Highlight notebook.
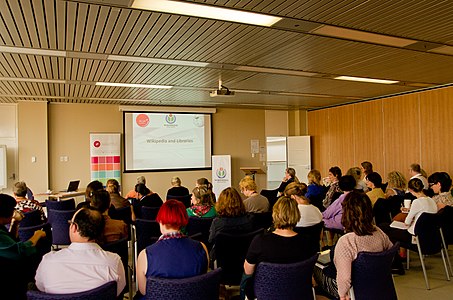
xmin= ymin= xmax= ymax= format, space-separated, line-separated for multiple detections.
xmin=60 ymin=180 xmax=80 ymax=192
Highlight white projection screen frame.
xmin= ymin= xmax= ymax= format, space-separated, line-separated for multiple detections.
xmin=124 ymin=111 xmax=212 ymax=172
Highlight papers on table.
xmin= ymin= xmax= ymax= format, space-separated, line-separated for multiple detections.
xmin=316 ymin=249 xmax=331 ymax=269
xmin=390 ymin=221 xmax=409 ymax=230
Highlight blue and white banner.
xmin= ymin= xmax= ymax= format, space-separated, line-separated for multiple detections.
xmin=212 ymin=155 xmax=231 ymax=197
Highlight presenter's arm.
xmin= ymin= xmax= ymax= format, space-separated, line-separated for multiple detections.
xmin=137 ymin=249 xmax=148 ymax=296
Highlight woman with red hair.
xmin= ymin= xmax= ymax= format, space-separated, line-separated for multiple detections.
xmin=135 ymin=200 xmax=209 ymax=299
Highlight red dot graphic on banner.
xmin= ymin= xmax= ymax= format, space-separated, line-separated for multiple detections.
xmin=93 ymin=141 xmax=101 ymax=148
xmin=136 ymin=114 xmax=149 ymax=127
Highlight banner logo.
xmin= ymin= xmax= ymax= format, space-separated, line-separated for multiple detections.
xmin=136 ymin=114 xmax=149 ymax=127
xmin=165 ymin=114 xmax=176 ymax=124
xmin=216 ymin=167 xmax=227 ymax=179
xmin=93 ymin=140 xmax=101 ymax=148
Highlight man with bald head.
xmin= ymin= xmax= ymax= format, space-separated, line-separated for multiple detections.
xmin=35 ymin=207 xmax=125 ymax=296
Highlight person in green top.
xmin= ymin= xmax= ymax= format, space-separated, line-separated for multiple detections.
xmin=187 ymin=185 xmax=217 ymax=218
xmin=0 ymin=194 xmax=46 ymax=260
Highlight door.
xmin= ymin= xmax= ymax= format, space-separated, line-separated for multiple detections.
xmin=0 ymin=104 xmax=18 ymax=194
xmin=287 ymin=136 xmax=311 ymax=184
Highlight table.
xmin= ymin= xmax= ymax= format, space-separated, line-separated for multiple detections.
xmin=36 ymin=190 xmax=86 ymax=201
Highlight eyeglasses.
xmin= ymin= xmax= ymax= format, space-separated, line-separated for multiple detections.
xmin=67 ymin=220 xmax=77 ymax=227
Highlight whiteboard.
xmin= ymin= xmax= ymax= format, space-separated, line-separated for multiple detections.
xmin=0 ymin=145 xmax=6 ymax=189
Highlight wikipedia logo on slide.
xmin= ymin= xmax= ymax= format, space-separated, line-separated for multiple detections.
xmin=165 ymin=114 xmax=176 ymax=124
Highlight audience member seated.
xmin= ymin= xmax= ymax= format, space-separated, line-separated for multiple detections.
xmin=360 ymin=161 xmax=374 ymax=181
xmin=0 ymin=194 xmax=47 ymax=283
xmin=242 ymin=196 xmax=318 ymax=299
xmin=196 ymin=178 xmax=216 ymax=202
xmin=409 ymin=163 xmax=429 ymax=190
xmin=305 ymin=169 xmax=327 ymax=211
xmin=76 ymin=180 xmax=104 ymax=210
xmin=277 ymin=168 xmax=299 ymax=196
xmin=428 ymin=172 xmax=453 ymax=210
xmin=125 ymin=175 xmax=147 ymax=199
xmin=284 ymin=182 xmax=322 ymax=227
xmin=208 ymin=187 xmax=253 ymax=245
xmin=13 ymin=182 xmax=46 ymax=222
xmin=166 ymin=176 xmax=190 ymax=197
xmin=135 ymin=200 xmax=209 ymax=299
xmin=323 ymin=166 xmax=342 ymax=209
xmin=187 ymin=186 xmax=216 ymax=218
xmin=346 ymin=167 xmax=367 ymax=192
xmin=90 ymin=190 xmax=128 ymax=244
xmin=106 ymin=179 xmax=130 ymax=209
xmin=133 ymin=183 xmax=163 ymax=218
xmin=35 ymin=208 xmax=125 ymax=296
xmin=239 ymin=176 xmax=269 ymax=213
xmin=314 ymin=192 xmax=392 ymax=299
xmin=365 ymin=172 xmax=386 ymax=206
xmin=379 ymin=178 xmax=437 ymax=273
xmin=385 ymin=171 xmax=407 ymax=198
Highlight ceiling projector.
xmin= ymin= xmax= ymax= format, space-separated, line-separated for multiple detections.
xmin=210 ymin=84 xmax=235 ymax=97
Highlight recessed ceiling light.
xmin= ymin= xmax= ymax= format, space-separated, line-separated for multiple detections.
xmin=0 ymin=77 xmax=66 ymax=84
xmin=131 ymin=0 xmax=282 ymax=27
xmin=0 ymin=45 xmax=66 ymax=57
xmin=235 ymin=66 xmax=317 ymax=77
xmin=107 ymin=55 xmax=209 ymax=68
xmin=312 ymin=25 xmax=416 ymax=48
xmin=335 ymin=76 xmax=399 ymax=84
xmin=95 ymin=82 xmax=173 ymax=89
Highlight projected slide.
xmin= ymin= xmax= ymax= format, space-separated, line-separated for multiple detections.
xmin=124 ymin=112 xmax=212 ymax=171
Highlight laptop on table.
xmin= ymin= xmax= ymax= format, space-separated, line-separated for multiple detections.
xmin=60 ymin=180 xmax=80 ymax=193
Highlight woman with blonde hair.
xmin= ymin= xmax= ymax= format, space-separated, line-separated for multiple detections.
xmin=166 ymin=176 xmax=190 ymax=197
xmin=242 ymin=196 xmax=318 ymax=299
xmin=346 ymin=167 xmax=367 ymax=192
xmin=305 ymin=169 xmax=327 ymax=211
xmin=187 ymin=185 xmax=216 ymax=218
xmin=208 ymin=187 xmax=253 ymax=244
xmin=284 ymin=182 xmax=322 ymax=228
xmin=385 ymin=171 xmax=407 ymax=198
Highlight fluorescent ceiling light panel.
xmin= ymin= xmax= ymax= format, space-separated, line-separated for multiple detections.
xmin=0 ymin=77 xmax=66 ymax=84
xmin=429 ymin=45 xmax=453 ymax=55
xmin=312 ymin=25 xmax=416 ymax=48
xmin=131 ymin=0 xmax=282 ymax=27
xmin=108 ymin=54 xmax=209 ymax=67
xmin=0 ymin=46 xmax=66 ymax=57
xmin=335 ymin=76 xmax=399 ymax=84
xmin=235 ymin=66 xmax=317 ymax=77
xmin=96 ymin=82 xmax=173 ymax=89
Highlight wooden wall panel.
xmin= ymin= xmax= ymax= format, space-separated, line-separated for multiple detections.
xmin=307 ymin=109 xmax=329 ymax=175
xmin=328 ymin=105 xmax=355 ymax=174
xmin=382 ymin=93 xmax=420 ymax=178
xmin=419 ymin=87 xmax=453 ymax=175
xmin=353 ymin=100 xmax=385 ymax=175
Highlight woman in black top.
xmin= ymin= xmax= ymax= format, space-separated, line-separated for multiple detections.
xmin=277 ymin=168 xmax=299 ymax=195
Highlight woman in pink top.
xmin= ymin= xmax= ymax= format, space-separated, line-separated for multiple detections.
xmin=314 ymin=192 xmax=392 ymax=299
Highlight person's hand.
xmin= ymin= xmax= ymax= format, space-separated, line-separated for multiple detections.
xmin=401 ymin=207 xmax=409 ymax=213
xmin=33 ymin=229 xmax=46 ymax=239
xmin=12 ymin=210 xmax=25 ymax=222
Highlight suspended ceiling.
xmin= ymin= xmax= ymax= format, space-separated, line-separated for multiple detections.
xmin=1 ymin=0 xmax=453 ymax=110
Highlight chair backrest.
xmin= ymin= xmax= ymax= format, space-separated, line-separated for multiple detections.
xmin=0 ymin=256 xmax=28 ymax=300
xmin=48 ymin=209 xmax=76 ymax=246
xmin=294 ymin=221 xmax=324 ymax=252
xmin=166 ymin=194 xmax=191 ymax=208
xmin=135 ymin=218 xmax=161 ymax=254
xmin=146 ymin=268 xmax=222 ymax=300
xmin=414 ymin=212 xmax=442 ymax=255
xmin=20 ymin=209 xmax=43 ymax=227
xmin=18 ymin=222 xmax=52 ymax=255
xmin=250 ymin=212 xmax=273 ymax=231
xmin=438 ymin=205 xmax=453 ymax=244
xmin=141 ymin=206 xmax=160 ymax=220
xmin=260 ymin=189 xmax=278 ymax=209
xmin=186 ymin=217 xmax=214 ymax=246
xmin=214 ymin=228 xmax=263 ymax=285
xmin=27 ymin=281 xmax=117 ymax=300
xmin=350 ymin=242 xmax=399 ymax=300
xmin=109 ymin=206 xmax=132 ymax=224
xmin=101 ymin=237 xmax=128 ymax=294
xmin=45 ymin=199 xmax=76 ymax=211
xmin=254 ymin=254 xmax=319 ymax=300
